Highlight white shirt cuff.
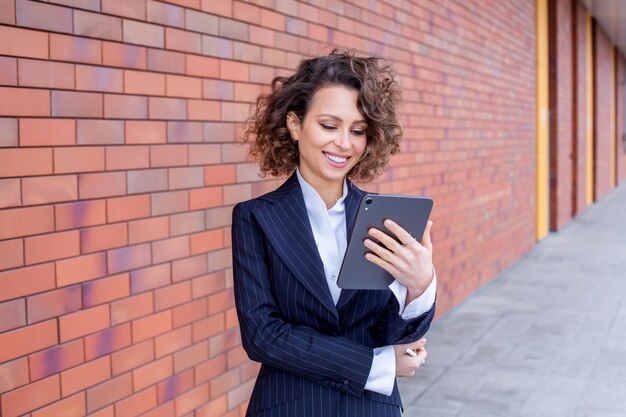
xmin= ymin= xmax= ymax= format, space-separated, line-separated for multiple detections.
xmin=389 ymin=270 xmax=437 ymax=320
xmin=364 ymin=345 xmax=395 ymax=396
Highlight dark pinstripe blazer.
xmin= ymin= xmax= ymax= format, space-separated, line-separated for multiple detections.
xmin=232 ymin=173 xmax=435 ymax=417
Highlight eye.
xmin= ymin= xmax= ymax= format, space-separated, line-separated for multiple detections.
xmin=351 ymin=128 xmax=367 ymax=136
xmin=320 ymin=123 xmax=337 ymax=131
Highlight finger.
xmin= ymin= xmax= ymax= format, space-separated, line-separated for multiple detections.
xmin=422 ymin=221 xmax=433 ymax=253
xmin=364 ymin=239 xmax=396 ymax=263
xmin=383 ymin=219 xmax=413 ymax=245
xmin=365 ymin=251 xmax=400 ymax=277
xmin=368 ymin=227 xmax=405 ymax=254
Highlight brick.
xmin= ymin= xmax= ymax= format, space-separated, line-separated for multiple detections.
xmin=185 ymin=9 xmax=218 ymax=35
xmin=0 ymin=319 xmax=57 ymax=363
xmin=149 ymin=97 xmax=187 ymax=120
xmin=0 ymin=358 xmax=29 ymax=394
xmin=167 ymin=121 xmax=203 ymax=143
xmin=0 ymin=178 xmax=20 ymax=209
xmin=17 ymin=59 xmax=73 ymax=90
xmin=249 ymin=25 xmax=275 ymax=47
xmin=166 ymin=74 xmax=202 ymax=99
xmin=59 ymin=304 xmax=110 ymax=342
xmin=147 ymin=48 xmax=186 ymax=74
xmin=151 ymin=190 xmax=189 ymax=216
xmin=111 ymin=292 xmax=153 ymax=325
xmin=76 ymin=65 xmax=124 ymax=92
xmin=234 ymin=2 xmax=261 ymax=24
xmin=123 ymin=19 xmax=164 ymax=48
xmin=205 ymin=206 xmax=232 ymax=230
xmin=170 ymin=211 xmax=205 ymax=237
xmin=174 ymin=340 xmax=207 ymax=373
xmin=205 ymin=164 xmax=236 ymax=186
xmin=111 ymin=339 xmax=154 ymax=375
xmin=16 ymin=0 xmax=73 ymax=33
xmin=189 ymin=186 xmax=222 ymax=210
xmin=221 ymin=101 xmax=250 ymax=121
xmin=80 ymin=223 xmax=128 ymax=253
xmin=132 ymin=310 xmax=172 ymax=342
xmin=196 ymin=395 xmax=227 ymax=417
xmin=20 ymin=118 xmax=75 ymax=147
xmin=0 ymin=299 xmax=26 ymax=333
xmin=194 ymin=351 xmax=225 ymax=384
xmin=152 ymin=235 xmax=190 ymax=263
xmin=234 ymin=81 xmax=262 ymax=102
xmin=151 ymin=144 xmax=188 ymax=167
xmin=49 ymin=0 xmax=100 ymax=11
xmin=25 ymin=230 xmax=79 ymax=265
xmin=106 ymin=145 xmax=150 ymax=170
xmin=192 ymin=313 xmax=224 ymax=343
xmin=156 ymin=368 xmax=193 ymax=403
xmin=225 ymin=307 xmax=238 ymax=329
xmin=124 ymin=69 xmax=165 ymax=95
xmin=86 ymin=373 xmax=133 ymax=413
xmin=188 ymin=144 xmax=221 ymax=165
xmin=166 ymin=27 xmax=201 ymax=54
xmin=54 ymin=146 xmax=105 ymax=174
xmin=186 ymin=54 xmax=219 ymax=78
xmin=50 ymin=33 xmax=102 ymax=65
xmin=102 ymin=0 xmax=146 ymax=19
xmin=77 ymin=119 xmax=124 ymax=145
xmin=0 ymin=374 xmax=60 ymax=417
xmin=202 ymin=35 xmax=233 ymax=59
xmin=129 ymin=264 xmax=169 ymax=296
xmin=107 ymin=194 xmax=151 ymax=222
xmin=133 ymin=356 xmax=172 ymax=391
xmin=28 ymin=339 xmax=84 ymax=380
xmin=0 ymin=205 xmax=54 ymax=240
xmin=104 ymin=94 xmax=148 ymax=119
xmin=127 ymin=168 xmax=168 ymax=194
xmin=0 ymin=0 xmax=15 ymax=25
xmin=208 ymin=289 xmax=235 ymax=315
xmin=233 ymin=41 xmax=262 ymax=63
xmin=108 ymin=243 xmax=152 ymax=274
xmin=139 ymin=401 xmax=175 ymax=417
xmin=188 ymin=99 xmax=221 ymax=120
xmin=79 ymin=171 xmax=126 ymax=199
xmin=154 ymin=326 xmax=192 ymax=358
xmin=170 ymin=166 xmax=204 ymax=189
xmin=21 ymin=174 xmax=77 ymax=206
xmin=261 ymin=8 xmax=285 ymax=31
xmin=0 ymin=87 xmax=50 ymax=117
xmin=115 ymin=386 xmax=158 ymax=417
xmin=55 ymin=199 xmax=106 ymax=230
xmin=129 ymin=216 xmax=169 ymax=245
xmin=74 ymin=10 xmax=122 ymax=41
xmin=0 ymin=24 xmax=48 ymax=59
xmin=52 ymin=90 xmax=103 ymax=118
xmin=103 ymin=41 xmax=147 ymax=70
xmin=201 ymin=0 xmax=232 ymax=17
xmin=190 ymin=229 xmax=224 ymax=255
xmin=82 ymin=273 xmax=130 ymax=307
xmin=228 ymin=379 xmax=255 ymax=409
xmin=126 ymin=120 xmax=167 ymax=144
xmin=56 ymin=252 xmax=108 ymax=286
xmin=0 ymin=118 xmax=18 ymax=147
xmin=61 ymin=356 xmax=111 ymax=397
xmin=148 ymin=0 xmax=184 ymax=27
xmin=84 ymin=322 xmax=131 ymax=360
xmin=31 ymin=392 xmax=85 ymax=417
xmin=174 ymin=384 xmax=209 ymax=416
xmin=154 ymin=281 xmax=192 ymax=311
xmin=209 ymin=368 xmax=239 ymax=399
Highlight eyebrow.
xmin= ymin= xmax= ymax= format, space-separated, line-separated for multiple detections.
xmin=317 ymin=113 xmax=367 ymax=124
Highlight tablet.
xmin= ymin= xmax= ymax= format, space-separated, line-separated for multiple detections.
xmin=337 ymin=194 xmax=433 ymax=290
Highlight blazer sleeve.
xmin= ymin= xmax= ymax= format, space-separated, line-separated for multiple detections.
xmin=373 ymin=292 xmax=436 ymax=346
xmin=231 ymin=202 xmax=374 ymax=397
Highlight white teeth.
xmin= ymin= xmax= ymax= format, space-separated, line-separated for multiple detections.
xmin=324 ymin=153 xmax=347 ymax=164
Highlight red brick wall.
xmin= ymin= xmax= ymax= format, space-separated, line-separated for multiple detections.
xmin=0 ymin=0 xmax=545 ymax=416
xmin=619 ymin=53 xmax=626 ymax=182
xmin=593 ymin=24 xmax=613 ymax=200
xmin=548 ymin=0 xmax=574 ymax=229
xmin=572 ymin=0 xmax=589 ymax=214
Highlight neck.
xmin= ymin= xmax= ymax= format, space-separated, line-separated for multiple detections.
xmin=298 ymin=168 xmax=344 ymax=206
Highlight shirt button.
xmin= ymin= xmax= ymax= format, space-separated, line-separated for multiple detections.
xmin=331 ymin=274 xmax=337 ymax=281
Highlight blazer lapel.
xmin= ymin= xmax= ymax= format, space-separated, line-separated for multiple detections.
xmin=336 ymin=181 xmax=366 ymax=311
xmin=256 ymin=173 xmax=339 ymax=320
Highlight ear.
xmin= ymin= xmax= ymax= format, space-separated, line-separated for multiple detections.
xmin=286 ymin=111 xmax=301 ymax=140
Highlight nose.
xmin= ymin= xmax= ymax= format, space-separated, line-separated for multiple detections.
xmin=334 ymin=129 xmax=351 ymax=150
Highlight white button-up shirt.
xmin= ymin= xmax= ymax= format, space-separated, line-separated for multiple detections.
xmin=296 ymin=169 xmax=436 ymax=395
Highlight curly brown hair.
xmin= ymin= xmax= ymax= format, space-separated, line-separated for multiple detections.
xmin=244 ymin=50 xmax=402 ymax=182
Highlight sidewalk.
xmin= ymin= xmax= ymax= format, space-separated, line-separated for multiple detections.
xmin=399 ymin=185 xmax=626 ymax=417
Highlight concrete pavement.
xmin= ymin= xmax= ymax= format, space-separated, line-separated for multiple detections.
xmin=398 ymin=185 xmax=626 ymax=417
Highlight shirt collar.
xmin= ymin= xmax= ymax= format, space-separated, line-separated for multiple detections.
xmin=296 ymin=168 xmax=348 ymax=211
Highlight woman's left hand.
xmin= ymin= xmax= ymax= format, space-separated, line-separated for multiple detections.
xmin=364 ymin=219 xmax=434 ymax=300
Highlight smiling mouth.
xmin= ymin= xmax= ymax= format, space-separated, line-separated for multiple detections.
xmin=323 ymin=152 xmax=349 ymax=164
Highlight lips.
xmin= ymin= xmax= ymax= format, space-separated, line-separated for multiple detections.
xmin=323 ymin=151 xmax=349 ymax=165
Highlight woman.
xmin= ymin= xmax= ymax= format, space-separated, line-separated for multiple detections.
xmin=232 ymin=50 xmax=436 ymax=417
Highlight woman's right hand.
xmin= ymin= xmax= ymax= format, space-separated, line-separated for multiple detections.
xmin=394 ymin=338 xmax=428 ymax=377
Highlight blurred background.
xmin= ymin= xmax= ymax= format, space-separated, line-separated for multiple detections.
xmin=0 ymin=0 xmax=625 ymax=416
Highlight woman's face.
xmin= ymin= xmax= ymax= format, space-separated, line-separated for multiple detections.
xmin=287 ymin=85 xmax=368 ymax=188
